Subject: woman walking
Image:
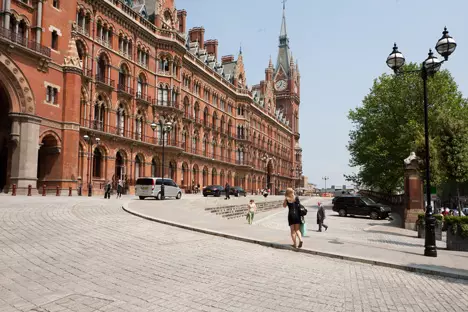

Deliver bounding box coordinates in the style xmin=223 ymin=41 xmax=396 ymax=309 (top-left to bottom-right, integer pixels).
xmin=247 ymin=199 xmax=257 ymax=225
xmin=116 ymin=179 xmax=123 ymax=199
xmin=283 ymin=188 xmax=303 ymax=248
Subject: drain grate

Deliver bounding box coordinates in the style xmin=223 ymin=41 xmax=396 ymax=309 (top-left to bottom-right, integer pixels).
xmin=30 ymin=294 xmax=114 ymax=312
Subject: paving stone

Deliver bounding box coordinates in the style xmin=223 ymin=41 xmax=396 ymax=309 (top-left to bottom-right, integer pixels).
xmin=0 ymin=196 xmax=467 ymax=312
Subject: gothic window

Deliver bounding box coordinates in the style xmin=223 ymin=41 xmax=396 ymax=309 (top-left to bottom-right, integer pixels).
xmin=135 ymin=112 xmax=143 ymax=141
xmin=182 ymin=131 xmax=187 ymax=150
xmin=192 ymin=136 xmax=198 ymax=154
xmin=93 ymin=148 xmax=102 ymax=178
xmin=93 ymin=97 xmax=105 ymax=131
xmin=202 ymin=135 xmax=208 ymax=156
xmin=46 ymin=86 xmax=58 ymax=104
xmin=117 ymin=104 xmax=125 ymax=136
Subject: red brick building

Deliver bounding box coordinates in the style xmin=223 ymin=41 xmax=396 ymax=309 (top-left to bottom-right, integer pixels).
xmin=0 ymin=0 xmax=302 ymax=195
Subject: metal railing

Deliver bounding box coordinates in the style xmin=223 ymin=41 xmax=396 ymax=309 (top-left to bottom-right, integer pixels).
xmin=0 ymin=26 xmax=51 ymax=57
xmin=95 ymin=74 xmax=115 ymax=88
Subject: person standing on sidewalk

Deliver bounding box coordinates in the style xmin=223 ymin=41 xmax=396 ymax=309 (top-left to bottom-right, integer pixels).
xmin=246 ymin=199 xmax=257 ymax=224
xmin=317 ymin=201 xmax=328 ymax=232
xmin=283 ymin=188 xmax=303 ymax=248
xmin=117 ymin=179 xmax=123 ymax=199
xmin=104 ymin=181 xmax=111 ymax=199
xmin=225 ymin=182 xmax=231 ymax=200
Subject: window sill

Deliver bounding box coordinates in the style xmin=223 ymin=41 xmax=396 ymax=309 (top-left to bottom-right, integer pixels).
xmin=44 ymin=100 xmax=59 ymax=107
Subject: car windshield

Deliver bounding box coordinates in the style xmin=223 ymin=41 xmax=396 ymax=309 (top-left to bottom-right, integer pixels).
xmin=361 ymin=197 xmax=376 ymax=205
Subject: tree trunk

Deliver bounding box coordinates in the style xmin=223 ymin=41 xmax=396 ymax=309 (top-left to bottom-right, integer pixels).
xmin=457 ymin=184 xmax=462 ymax=216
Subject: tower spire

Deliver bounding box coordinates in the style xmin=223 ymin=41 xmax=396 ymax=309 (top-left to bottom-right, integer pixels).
xmin=276 ymin=1 xmax=291 ymax=76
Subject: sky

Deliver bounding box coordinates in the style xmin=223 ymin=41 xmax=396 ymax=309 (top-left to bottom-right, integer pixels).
xmin=177 ymin=0 xmax=468 ymax=190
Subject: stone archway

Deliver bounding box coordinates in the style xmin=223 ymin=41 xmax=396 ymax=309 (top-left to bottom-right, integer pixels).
xmin=0 ymin=52 xmax=39 ymax=192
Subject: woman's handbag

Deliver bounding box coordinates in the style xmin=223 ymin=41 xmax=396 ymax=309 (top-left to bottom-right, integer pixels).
xmin=296 ymin=197 xmax=307 ymax=216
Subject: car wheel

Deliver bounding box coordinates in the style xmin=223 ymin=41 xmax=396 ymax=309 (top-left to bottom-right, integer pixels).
xmin=203 ymin=194 xmax=208 ymax=197
xmin=235 ymin=193 xmax=239 ymax=197
xmin=370 ymin=211 xmax=379 ymax=220
xmin=176 ymin=192 xmax=182 ymax=199
xmin=338 ymin=209 xmax=347 ymax=217
xmin=139 ymin=196 xmax=146 ymax=200
xmin=156 ymin=192 xmax=162 ymax=200
xmin=215 ymin=191 xmax=220 ymax=197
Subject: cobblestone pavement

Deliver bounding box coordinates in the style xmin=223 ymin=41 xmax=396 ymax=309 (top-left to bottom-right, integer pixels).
xmin=1 ymin=197 xmax=468 ymax=312
xmin=255 ymin=198 xmax=448 ymax=249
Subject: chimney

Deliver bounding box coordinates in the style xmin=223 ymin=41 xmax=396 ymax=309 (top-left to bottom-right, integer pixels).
xmin=189 ymin=27 xmax=205 ymax=49
xmin=221 ymin=55 xmax=234 ymax=64
xmin=204 ymin=40 xmax=218 ymax=59
xmin=177 ymin=10 xmax=187 ymax=33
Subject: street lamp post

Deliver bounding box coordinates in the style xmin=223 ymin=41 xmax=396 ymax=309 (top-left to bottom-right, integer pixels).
xmin=322 ymin=176 xmax=329 ymax=194
xmin=386 ymin=27 xmax=457 ymax=257
xmin=83 ymin=134 xmax=100 ymax=197
xmin=156 ymin=119 xmax=173 ymax=200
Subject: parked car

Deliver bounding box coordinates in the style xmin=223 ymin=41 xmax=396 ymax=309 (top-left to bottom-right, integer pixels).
xmin=230 ymin=186 xmax=247 ymax=197
xmin=332 ymin=195 xmax=391 ymax=220
xmin=135 ymin=177 xmax=182 ymax=200
xmin=202 ymin=185 xmax=225 ymax=197
xmin=278 ymin=190 xmax=286 ymax=195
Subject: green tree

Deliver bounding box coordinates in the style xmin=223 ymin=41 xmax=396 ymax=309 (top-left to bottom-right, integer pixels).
xmin=347 ymin=63 xmax=468 ymax=193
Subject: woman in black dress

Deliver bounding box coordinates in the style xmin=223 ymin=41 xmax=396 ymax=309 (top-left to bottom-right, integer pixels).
xmin=283 ymin=188 xmax=303 ymax=248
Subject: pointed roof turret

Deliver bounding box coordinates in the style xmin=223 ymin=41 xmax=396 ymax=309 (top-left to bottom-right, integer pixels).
xmin=268 ymin=55 xmax=274 ymax=70
xmin=276 ymin=1 xmax=292 ymax=76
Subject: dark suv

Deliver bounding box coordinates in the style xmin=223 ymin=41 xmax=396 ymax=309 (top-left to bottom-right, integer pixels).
xmin=332 ymin=195 xmax=391 ymax=220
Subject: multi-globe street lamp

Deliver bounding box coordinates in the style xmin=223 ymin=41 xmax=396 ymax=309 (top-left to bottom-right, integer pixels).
xmin=83 ymin=134 xmax=100 ymax=197
xmin=322 ymin=176 xmax=329 ymax=194
xmin=386 ymin=27 xmax=457 ymax=257
xmin=151 ymin=119 xmax=174 ymax=200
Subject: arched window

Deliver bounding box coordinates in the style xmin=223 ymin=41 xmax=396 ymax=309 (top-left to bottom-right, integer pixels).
xmin=118 ymin=64 xmax=130 ymax=91
xmin=182 ymin=131 xmax=187 ymax=150
xmin=117 ymin=103 xmax=125 ymax=136
xmin=135 ymin=112 xmax=143 ymax=141
xmin=93 ymin=148 xmax=102 ymax=178
xmin=76 ymin=8 xmax=90 ymax=35
xmin=137 ymin=74 xmax=146 ymax=98
xmin=93 ymin=95 xmax=105 ymax=131
xmin=211 ymin=140 xmax=216 ymax=159
xmin=203 ymin=107 xmax=208 ymax=126
xmin=135 ymin=156 xmax=142 ymax=179
xmin=202 ymin=135 xmax=207 ymax=156
xmin=191 ymin=136 xmax=197 ymax=154
xmin=220 ymin=141 xmax=225 ymax=162
xmin=96 ymin=53 xmax=109 ymax=83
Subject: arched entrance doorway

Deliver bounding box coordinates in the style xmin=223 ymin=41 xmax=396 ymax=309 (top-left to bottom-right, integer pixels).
xmin=202 ymin=166 xmax=208 ymax=186
xmin=181 ymin=162 xmax=189 ymax=187
xmin=115 ymin=151 xmax=126 ymax=181
xmin=37 ymin=134 xmax=60 ymax=184
xmin=0 ymin=85 xmax=11 ymax=191
xmin=192 ymin=164 xmax=199 ymax=187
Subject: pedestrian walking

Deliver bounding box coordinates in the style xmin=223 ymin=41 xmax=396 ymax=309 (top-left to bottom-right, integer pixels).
xmin=104 ymin=180 xmax=111 ymax=199
xmin=117 ymin=179 xmax=123 ymax=199
xmin=317 ymin=201 xmax=328 ymax=232
xmin=225 ymin=182 xmax=231 ymax=200
xmin=283 ymin=188 xmax=303 ymax=248
xmin=246 ymin=199 xmax=257 ymax=225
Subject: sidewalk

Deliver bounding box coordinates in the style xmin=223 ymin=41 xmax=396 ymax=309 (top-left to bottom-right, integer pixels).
xmin=123 ymin=196 xmax=468 ymax=280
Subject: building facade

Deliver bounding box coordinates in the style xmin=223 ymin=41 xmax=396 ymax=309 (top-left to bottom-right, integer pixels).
xmin=0 ymin=0 xmax=302 ymax=195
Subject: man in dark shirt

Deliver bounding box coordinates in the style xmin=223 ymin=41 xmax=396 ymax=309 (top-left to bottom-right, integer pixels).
xmin=225 ymin=183 xmax=230 ymax=200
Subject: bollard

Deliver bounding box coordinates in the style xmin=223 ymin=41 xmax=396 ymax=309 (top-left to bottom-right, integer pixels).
xmin=56 ymin=186 xmax=60 ymax=196
xmin=42 ymin=184 xmax=46 ymax=196
xmin=88 ymin=183 xmax=92 ymax=197
xmin=78 ymin=185 xmax=82 ymax=196
xmin=27 ymin=184 xmax=32 ymax=196
xmin=12 ymin=184 xmax=16 ymax=196
xmin=69 ymin=186 xmax=72 ymax=196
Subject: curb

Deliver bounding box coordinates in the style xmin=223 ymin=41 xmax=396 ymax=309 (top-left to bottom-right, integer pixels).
xmin=122 ymin=203 xmax=468 ymax=281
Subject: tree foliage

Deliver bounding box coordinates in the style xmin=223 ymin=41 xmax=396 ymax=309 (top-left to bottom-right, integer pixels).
xmin=347 ymin=63 xmax=468 ymax=193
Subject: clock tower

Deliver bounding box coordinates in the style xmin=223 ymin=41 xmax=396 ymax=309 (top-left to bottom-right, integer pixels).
xmin=274 ymin=2 xmax=302 ymax=185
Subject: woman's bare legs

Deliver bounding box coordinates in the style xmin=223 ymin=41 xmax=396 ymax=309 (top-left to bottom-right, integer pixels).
xmin=294 ymin=224 xmax=303 ymax=248
xmin=290 ymin=225 xmax=297 ymax=247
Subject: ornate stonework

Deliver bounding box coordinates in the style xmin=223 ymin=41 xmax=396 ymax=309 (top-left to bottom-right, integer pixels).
xmin=0 ymin=52 xmax=36 ymax=114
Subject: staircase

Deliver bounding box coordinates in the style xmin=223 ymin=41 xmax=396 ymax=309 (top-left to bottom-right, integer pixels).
xmin=205 ymin=200 xmax=284 ymax=219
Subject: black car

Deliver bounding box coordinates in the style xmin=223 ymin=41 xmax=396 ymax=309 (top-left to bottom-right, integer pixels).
xmin=230 ymin=186 xmax=247 ymax=197
xmin=202 ymin=185 xmax=224 ymax=197
xmin=332 ymin=195 xmax=391 ymax=220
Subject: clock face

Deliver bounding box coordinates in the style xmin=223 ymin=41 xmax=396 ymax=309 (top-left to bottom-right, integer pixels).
xmin=275 ymin=79 xmax=287 ymax=91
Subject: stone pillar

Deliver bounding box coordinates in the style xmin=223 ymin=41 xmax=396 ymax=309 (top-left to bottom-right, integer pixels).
xmin=3 ymin=0 xmax=11 ymax=30
xmin=36 ymin=0 xmax=43 ymax=44
xmin=404 ymin=152 xmax=424 ymax=230
xmin=61 ymin=38 xmax=83 ymax=191
xmin=8 ymin=113 xmax=41 ymax=193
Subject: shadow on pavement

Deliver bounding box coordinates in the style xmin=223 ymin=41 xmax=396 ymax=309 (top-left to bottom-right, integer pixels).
xmin=365 ymin=229 xmax=415 ymax=239
xmin=408 ymin=264 xmax=468 ymax=284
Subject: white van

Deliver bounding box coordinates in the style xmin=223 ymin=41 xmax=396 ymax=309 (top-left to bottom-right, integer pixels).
xmin=135 ymin=177 xmax=182 ymax=200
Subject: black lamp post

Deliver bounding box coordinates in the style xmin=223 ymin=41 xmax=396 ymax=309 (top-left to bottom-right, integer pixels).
xmin=153 ymin=119 xmax=173 ymax=200
xmin=322 ymin=176 xmax=329 ymax=194
xmin=386 ymin=27 xmax=457 ymax=257
xmin=83 ymin=134 xmax=100 ymax=197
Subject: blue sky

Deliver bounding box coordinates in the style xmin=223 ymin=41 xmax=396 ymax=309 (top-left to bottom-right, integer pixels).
xmin=177 ymin=0 xmax=468 ymax=189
